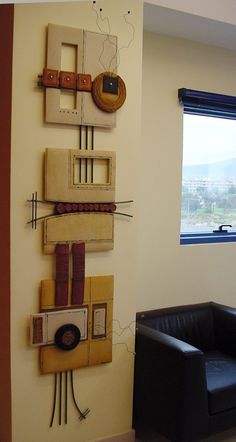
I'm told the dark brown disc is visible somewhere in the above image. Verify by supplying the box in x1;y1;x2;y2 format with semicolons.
92;72;126;113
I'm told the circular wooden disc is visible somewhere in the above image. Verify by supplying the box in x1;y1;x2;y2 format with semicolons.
92;72;126;113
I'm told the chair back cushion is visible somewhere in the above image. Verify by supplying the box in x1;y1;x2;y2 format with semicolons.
138;304;215;351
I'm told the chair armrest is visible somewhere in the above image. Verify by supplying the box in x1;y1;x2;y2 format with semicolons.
213;303;236;356
134;324;208;441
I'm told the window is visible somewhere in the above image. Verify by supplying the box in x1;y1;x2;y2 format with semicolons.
179;88;236;245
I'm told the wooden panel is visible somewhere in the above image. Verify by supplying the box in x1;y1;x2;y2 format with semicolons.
40;342;89;374
43;213;114;253
89;340;112;365
46;24;83;125
45;148;116;203
91;275;114;302
45;25;118;128
40;277;91;311
39;275;113;373
82;30;117;128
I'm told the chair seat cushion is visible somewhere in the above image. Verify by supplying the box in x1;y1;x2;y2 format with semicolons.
205;350;236;414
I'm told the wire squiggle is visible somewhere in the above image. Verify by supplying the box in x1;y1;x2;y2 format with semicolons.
91;1;135;72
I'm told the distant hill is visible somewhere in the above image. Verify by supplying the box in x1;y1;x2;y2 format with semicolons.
183;158;236;180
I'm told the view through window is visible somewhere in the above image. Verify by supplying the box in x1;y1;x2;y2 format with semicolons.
181;114;236;233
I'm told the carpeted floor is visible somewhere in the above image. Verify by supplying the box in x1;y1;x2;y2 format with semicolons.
135;427;236;441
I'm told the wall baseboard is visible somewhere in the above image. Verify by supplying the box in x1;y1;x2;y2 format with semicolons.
92;429;135;442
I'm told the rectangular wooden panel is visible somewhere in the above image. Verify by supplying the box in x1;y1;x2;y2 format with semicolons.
40;278;91;311
40;342;89;373
45;25;118;128
46;24;83;125
45;148;116;203
82;30;117;128
44;213;114;253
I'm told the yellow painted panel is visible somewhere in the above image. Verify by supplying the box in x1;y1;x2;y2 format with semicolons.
89;340;112;366
40;341;89;374
41;280;55;309
40;277;91;311
91;275;114;302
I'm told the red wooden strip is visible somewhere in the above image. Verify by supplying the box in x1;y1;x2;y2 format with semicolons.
71;243;85;305
0;5;14;442
55;244;69;306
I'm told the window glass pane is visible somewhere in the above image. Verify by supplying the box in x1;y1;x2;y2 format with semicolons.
181;114;236;233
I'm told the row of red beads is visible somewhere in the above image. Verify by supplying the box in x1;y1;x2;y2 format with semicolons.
55;202;116;215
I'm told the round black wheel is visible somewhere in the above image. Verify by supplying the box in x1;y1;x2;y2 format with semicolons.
54;323;81;351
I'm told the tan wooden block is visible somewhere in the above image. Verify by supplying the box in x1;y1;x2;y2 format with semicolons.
40;341;89;374
89;340;112;366
91;275;114;302
82;30;117;128
43;213;114;254
45;148;116;203
40;277;91;311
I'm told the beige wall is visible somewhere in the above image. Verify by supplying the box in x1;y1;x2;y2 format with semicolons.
138;31;236;312
11;2;143;442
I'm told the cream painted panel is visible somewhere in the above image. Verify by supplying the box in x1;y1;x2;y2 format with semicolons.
46;23;83;124
82;31;117;128
44;213;114;253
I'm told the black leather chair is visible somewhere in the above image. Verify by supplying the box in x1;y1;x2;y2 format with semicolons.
133;302;236;442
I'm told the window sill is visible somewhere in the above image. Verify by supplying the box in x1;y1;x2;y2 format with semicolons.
180;232;236;245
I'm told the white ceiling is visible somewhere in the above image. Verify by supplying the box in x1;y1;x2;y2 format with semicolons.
143;2;236;51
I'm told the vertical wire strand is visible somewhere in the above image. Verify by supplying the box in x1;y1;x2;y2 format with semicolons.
31;192;34;229
50;373;58;428
91;126;94;183
85;126;88;183
34;191;37;230
59;372;62;425
70;370;86;419
65;371;68;425
79;126;82;183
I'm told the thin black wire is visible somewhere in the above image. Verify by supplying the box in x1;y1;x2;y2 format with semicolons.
91;126;94;183
59;372;62;425
27;210;132;225
50;373;57;428
31;193;34;229
79;126;82;182
35;191;37;230
85;126;88;183
70;370;87;420
65;371;68;425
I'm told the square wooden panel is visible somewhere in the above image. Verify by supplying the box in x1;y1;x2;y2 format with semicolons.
39;275;114;374
42;68;58;88
77;73;92;92
45;148;116;203
59;71;77;89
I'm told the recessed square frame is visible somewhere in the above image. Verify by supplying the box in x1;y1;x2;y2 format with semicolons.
45;148;116;203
